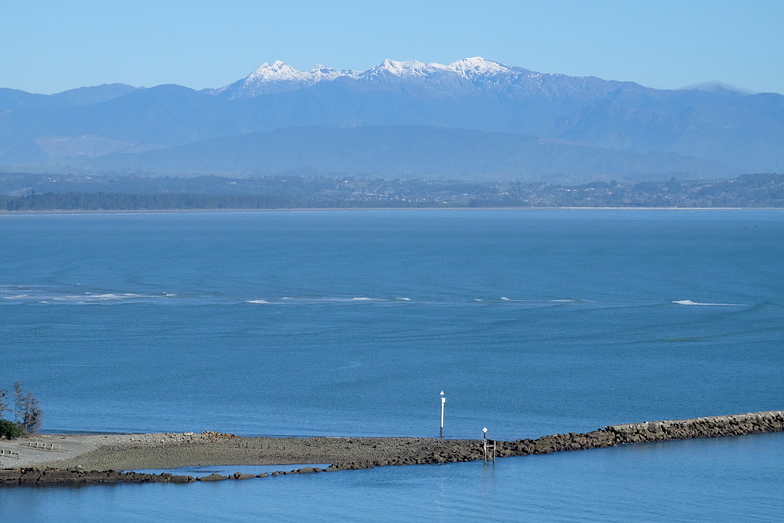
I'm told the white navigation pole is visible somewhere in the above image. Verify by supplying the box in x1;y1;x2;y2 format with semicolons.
483;427;488;461
440;391;446;438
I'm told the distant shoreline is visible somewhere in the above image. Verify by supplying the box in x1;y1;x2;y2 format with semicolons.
3;173;781;211
1;206;779;215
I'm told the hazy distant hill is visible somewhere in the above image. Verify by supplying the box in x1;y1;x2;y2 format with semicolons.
95;126;731;181
1;58;782;180
543;84;784;173
0;83;138;112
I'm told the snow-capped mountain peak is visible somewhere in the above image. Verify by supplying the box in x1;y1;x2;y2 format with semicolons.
211;61;357;97
211;57;525;98
308;64;357;81
449;57;511;77
246;60;308;82
372;59;449;77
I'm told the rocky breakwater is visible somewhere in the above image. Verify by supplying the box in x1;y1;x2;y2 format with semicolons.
328;410;784;470
0;466;301;486
0;467;198;486
604;410;784;444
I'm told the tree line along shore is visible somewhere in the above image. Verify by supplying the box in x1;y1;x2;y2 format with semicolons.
0;382;42;440
1;172;783;211
1;410;782;487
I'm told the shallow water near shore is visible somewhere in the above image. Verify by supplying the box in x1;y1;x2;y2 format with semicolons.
1;209;783;520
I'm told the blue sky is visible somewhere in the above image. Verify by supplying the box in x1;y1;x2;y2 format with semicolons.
2;0;782;95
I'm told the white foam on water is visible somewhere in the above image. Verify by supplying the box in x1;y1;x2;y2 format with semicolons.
246;299;271;304
273;296;392;304
673;299;746;306
34;292;163;304
4;294;32;300
0;286;120;303
90;294;128;300
84;293;144;301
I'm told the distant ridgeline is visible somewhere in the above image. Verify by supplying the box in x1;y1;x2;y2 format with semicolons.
0;172;782;211
3;59;784;177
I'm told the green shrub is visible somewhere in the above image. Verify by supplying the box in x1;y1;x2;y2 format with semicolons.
0;419;25;439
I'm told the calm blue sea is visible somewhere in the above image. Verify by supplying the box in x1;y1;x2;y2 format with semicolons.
1;209;782;521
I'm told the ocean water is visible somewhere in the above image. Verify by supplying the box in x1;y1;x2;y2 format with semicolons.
1;209;783;521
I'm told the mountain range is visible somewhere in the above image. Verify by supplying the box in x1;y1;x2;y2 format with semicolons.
1;57;782;181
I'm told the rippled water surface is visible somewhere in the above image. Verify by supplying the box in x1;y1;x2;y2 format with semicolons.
1;209;783;521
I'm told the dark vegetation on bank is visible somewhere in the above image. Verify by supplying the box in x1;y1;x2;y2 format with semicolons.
0;382;42;439
1;172;783;211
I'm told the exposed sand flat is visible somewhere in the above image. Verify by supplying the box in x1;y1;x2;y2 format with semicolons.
0;431;480;471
